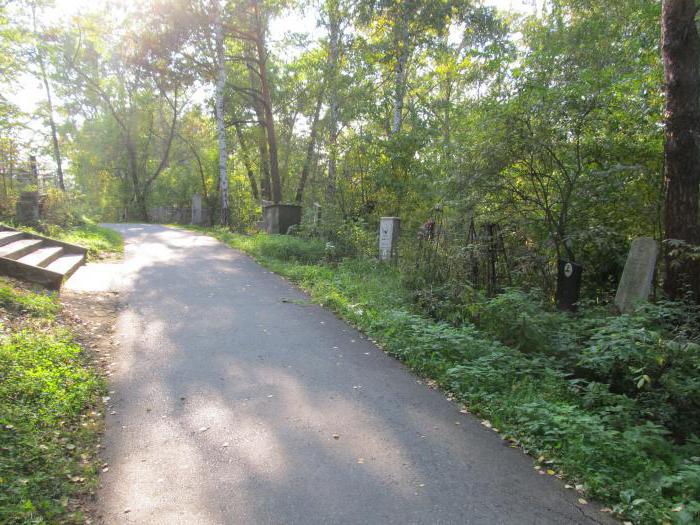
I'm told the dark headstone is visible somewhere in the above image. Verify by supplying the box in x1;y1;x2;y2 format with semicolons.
555;259;583;311
16;191;40;226
262;204;302;234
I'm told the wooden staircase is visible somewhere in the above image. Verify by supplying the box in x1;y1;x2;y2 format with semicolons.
0;225;87;289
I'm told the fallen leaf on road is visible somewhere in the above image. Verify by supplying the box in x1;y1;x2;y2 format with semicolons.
578;498;588;505
198;426;210;433
332;434;340;440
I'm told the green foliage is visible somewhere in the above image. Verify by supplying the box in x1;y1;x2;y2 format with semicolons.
0;282;103;524
0;279;58;318
200;230;700;524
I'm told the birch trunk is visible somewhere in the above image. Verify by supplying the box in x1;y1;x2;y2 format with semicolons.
326;0;341;201
214;3;230;226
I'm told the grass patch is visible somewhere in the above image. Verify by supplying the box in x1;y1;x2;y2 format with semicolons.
190;227;700;525
51;219;123;260
0;278;103;524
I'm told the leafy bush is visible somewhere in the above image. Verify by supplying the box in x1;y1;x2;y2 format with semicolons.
0;280;103;524
40;188;77;228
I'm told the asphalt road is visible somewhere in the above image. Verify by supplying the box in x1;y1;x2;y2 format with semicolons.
67;224;613;525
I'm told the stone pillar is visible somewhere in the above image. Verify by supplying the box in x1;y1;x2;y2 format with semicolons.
615;237;658;313
379;217;400;261
16;191;40;226
192;194;203;225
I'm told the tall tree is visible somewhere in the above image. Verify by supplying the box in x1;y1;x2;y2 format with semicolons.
661;0;700;299
28;1;64;190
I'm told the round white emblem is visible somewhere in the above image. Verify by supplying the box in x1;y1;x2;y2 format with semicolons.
564;262;573;278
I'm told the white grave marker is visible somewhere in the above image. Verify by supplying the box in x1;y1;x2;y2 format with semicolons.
614;237;658;313
379;217;400;261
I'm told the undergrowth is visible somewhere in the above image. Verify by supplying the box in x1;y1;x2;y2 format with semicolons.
0;278;103;524
191;227;700;525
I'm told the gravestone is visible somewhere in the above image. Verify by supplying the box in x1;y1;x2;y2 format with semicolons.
192;194;203;225
555;259;583;311
16;191;40;226
614;237;658;314
379;217;400;261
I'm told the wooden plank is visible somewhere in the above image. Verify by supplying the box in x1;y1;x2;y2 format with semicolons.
0;223;87;255
17;246;64;268
0;231;24;247
0;257;64;289
0;239;43;259
46;253;85;277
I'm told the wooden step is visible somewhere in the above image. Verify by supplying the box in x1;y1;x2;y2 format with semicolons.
0;231;24;247
17;246;64;268
45;253;85;278
0;239;43;260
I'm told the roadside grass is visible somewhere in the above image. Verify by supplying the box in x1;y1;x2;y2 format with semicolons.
50;219;124;260
0;278;104;524
189;226;700;525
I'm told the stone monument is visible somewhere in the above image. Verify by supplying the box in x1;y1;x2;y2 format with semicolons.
379;217;400;261
192;194;203;225
555;259;583;311
16;191;40;226
614;237;658;313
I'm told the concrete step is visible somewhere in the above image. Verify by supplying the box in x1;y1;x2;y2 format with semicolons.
17;246;64;268
0;239;43;260
46;253;85;278
0;231;24;247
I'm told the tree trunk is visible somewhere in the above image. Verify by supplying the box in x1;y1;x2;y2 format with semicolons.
234;123;260;200
662;0;700;299
253;0;282;203
296;85;325;204
214;3;230;226
32;3;65;191
326;0;341;201
247;64;272;201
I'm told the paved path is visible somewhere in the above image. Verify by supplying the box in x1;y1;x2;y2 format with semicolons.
67;225;612;525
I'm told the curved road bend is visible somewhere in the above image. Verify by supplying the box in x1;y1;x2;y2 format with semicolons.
66;224;614;525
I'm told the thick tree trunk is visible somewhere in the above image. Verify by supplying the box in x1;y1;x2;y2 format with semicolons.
253;1;282;204
214;4;230;226
296;86;325;204
662;0;700;299
326;0;341;201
